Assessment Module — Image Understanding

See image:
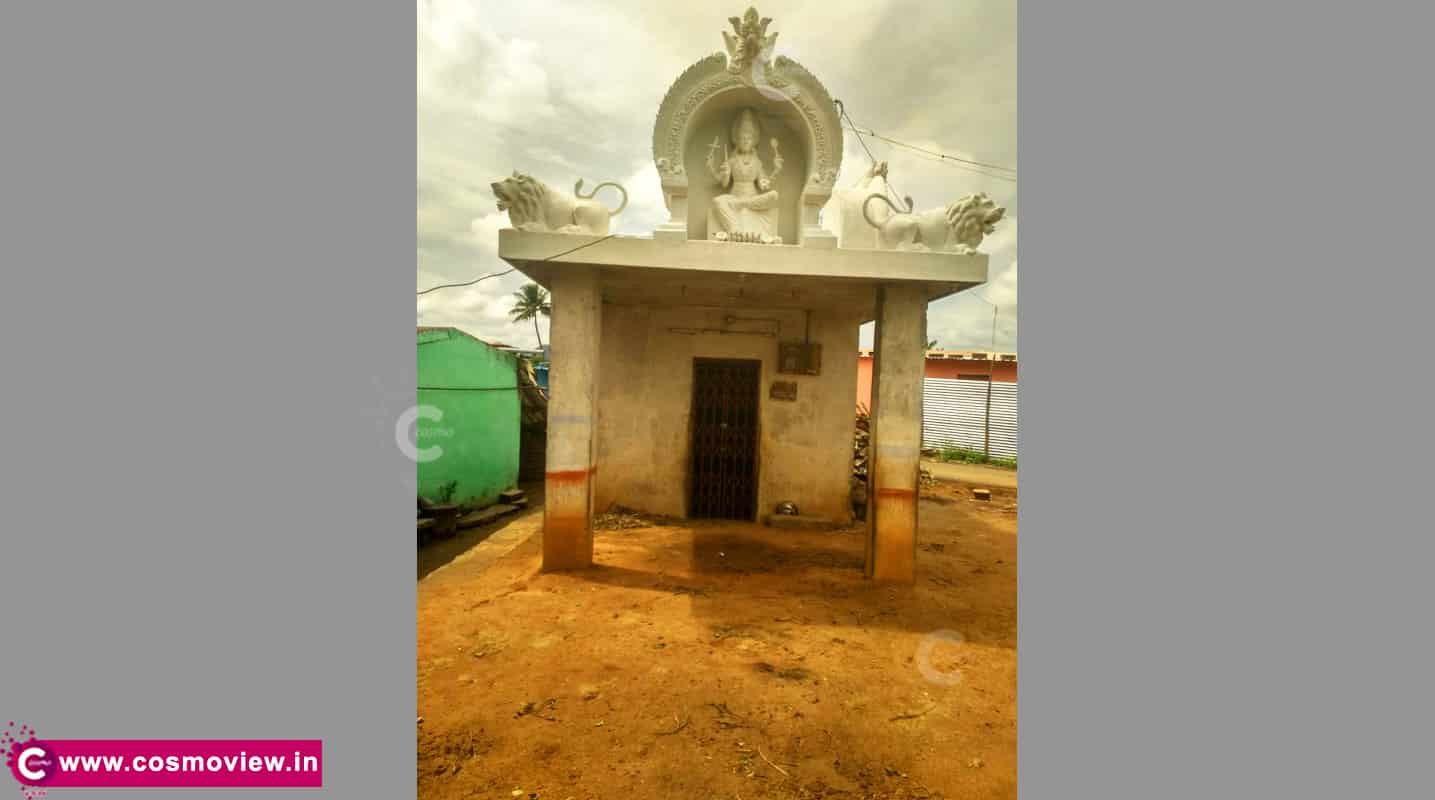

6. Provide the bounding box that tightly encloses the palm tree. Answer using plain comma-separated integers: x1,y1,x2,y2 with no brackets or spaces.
509,283,551,350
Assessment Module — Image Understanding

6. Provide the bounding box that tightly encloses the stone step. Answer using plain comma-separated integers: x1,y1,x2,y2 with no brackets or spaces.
423,505,461,539
498,488,527,504
765,514,840,531
457,504,519,529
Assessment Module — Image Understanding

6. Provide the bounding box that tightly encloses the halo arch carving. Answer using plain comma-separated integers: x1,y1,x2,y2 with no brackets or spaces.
651,52,844,211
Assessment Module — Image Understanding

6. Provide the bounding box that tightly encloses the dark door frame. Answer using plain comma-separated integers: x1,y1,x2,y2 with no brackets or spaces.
687,357,762,520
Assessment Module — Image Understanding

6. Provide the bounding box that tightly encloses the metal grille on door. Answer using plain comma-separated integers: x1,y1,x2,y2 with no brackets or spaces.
689,359,760,519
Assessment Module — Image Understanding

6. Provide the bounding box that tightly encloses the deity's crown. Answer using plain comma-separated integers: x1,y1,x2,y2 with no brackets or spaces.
731,107,761,141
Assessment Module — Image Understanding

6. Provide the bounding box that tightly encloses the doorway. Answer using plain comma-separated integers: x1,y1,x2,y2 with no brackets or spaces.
689,358,760,520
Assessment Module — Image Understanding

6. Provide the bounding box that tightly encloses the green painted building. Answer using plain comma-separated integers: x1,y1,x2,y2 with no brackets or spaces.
417,327,520,507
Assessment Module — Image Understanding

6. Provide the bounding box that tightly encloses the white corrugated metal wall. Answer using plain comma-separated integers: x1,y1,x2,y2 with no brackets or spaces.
921,377,1018,460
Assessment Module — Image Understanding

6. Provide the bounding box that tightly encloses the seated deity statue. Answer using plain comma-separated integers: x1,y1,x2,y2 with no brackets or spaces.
706,108,783,244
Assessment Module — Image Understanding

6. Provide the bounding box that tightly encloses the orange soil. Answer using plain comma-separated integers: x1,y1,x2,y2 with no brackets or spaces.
418,479,1017,799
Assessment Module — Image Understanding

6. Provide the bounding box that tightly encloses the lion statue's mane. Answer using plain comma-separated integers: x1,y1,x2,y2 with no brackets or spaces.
862,191,1005,254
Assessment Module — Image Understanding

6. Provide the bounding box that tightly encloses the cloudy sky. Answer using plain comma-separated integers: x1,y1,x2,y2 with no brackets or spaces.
418,0,1016,351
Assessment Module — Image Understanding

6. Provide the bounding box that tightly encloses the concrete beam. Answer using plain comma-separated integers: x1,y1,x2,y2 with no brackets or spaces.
865,284,927,582
543,267,602,571
498,229,988,286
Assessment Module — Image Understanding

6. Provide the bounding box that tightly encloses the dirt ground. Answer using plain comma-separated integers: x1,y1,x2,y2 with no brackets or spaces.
417,478,1017,799
919,460,1018,490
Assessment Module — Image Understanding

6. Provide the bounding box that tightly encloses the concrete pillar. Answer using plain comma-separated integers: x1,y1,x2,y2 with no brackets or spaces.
654,187,688,242
543,267,602,571
800,195,837,249
865,284,927,582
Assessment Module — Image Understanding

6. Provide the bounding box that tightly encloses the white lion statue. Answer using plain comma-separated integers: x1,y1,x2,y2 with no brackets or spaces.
862,191,1006,254
490,171,629,235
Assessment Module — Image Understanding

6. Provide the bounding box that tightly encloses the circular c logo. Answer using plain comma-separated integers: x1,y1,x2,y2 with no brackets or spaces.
397,405,444,463
15,742,56,785
915,629,966,686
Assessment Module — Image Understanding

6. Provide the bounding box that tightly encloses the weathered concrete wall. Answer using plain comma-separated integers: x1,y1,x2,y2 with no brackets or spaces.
595,303,861,524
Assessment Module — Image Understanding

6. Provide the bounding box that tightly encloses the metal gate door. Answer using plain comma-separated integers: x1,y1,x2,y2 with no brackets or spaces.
689,359,760,519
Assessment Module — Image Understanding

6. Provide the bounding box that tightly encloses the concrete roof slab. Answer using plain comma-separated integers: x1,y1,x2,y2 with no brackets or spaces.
499,230,988,284
497,230,989,321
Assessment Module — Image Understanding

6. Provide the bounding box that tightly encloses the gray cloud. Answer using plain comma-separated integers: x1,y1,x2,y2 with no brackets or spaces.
418,0,1016,351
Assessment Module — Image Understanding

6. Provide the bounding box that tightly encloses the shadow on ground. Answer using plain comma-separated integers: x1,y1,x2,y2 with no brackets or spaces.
562,482,1017,646
416,477,1019,800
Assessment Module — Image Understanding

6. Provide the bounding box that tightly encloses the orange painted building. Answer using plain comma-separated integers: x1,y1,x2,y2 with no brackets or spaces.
856,350,1017,410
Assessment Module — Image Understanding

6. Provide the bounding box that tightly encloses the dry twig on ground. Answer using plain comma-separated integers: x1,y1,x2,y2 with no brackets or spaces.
757,745,791,779
890,704,937,722
707,702,752,729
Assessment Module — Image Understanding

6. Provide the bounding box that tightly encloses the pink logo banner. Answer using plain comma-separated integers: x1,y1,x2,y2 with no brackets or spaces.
6,739,322,789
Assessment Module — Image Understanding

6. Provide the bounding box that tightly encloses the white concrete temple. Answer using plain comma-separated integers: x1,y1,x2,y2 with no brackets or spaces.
494,7,998,582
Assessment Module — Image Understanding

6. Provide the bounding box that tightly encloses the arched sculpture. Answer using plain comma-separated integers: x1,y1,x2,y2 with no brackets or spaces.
706,108,784,244
650,7,843,246
490,172,629,235
862,191,1006,254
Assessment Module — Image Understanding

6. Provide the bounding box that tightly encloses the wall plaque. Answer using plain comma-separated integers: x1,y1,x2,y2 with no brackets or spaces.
769,381,798,401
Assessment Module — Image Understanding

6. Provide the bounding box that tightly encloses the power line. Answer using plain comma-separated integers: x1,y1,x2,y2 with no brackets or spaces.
834,99,878,166
844,122,1017,176
416,268,515,296
962,288,1008,308
848,127,1018,183
416,234,618,296
834,99,1019,207
863,133,1020,184
834,99,911,208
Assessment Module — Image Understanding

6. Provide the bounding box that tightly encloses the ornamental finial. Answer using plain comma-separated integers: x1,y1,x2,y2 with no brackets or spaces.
722,7,777,75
